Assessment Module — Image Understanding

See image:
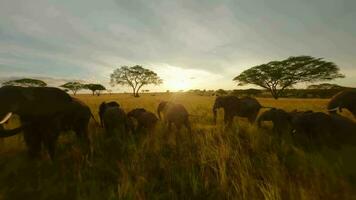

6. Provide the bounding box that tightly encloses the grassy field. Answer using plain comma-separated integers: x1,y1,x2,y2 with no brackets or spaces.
0,93,355,200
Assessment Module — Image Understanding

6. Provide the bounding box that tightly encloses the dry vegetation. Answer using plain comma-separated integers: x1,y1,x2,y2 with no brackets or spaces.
0,93,355,200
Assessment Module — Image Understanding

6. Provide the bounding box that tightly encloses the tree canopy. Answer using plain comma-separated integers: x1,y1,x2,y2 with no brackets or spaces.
233,56,345,99
110,65,162,97
2,78,47,87
85,84,106,96
60,82,84,95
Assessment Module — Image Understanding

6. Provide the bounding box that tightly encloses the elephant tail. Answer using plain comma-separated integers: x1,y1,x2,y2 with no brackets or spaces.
90,112,100,126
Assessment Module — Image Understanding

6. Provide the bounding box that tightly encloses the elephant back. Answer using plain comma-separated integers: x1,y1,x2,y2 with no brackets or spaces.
166,104,189,123
236,97,261,116
0,86,73,117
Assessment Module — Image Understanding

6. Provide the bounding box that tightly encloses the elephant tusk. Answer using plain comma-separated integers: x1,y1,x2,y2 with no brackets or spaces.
0,112,12,124
327,107,339,112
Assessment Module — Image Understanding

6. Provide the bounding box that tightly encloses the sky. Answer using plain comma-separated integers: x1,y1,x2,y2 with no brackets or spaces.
0,0,355,92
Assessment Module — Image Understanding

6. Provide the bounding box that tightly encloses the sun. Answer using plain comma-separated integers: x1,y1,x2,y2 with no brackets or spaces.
164,67,192,91
167,79,190,91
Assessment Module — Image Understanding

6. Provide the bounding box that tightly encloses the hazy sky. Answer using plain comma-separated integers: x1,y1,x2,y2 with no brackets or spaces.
0,0,355,91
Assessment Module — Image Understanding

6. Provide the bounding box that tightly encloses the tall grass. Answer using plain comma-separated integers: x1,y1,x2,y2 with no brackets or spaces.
0,93,355,199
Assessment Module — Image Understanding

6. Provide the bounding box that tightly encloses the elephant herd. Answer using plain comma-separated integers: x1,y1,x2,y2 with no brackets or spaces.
98,100,191,136
0,85,355,160
214,91,356,148
0,86,192,159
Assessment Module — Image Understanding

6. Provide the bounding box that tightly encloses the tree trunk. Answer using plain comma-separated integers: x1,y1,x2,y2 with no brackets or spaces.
135,84,144,98
132,87,136,97
134,89,140,97
269,88,279,99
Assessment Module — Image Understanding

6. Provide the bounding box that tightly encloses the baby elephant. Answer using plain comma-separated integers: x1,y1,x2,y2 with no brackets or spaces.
99,101,120,128
101,106,131,137
257,108,293,136
290,111,356,149
157,101,191,133
127,108,158,132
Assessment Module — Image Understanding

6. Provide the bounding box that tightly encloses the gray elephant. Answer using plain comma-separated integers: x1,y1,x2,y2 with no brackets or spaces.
213,96,265,126
0,86,76,159
290,111,356,149
328,90,356,118
157,101,174,120
61,97,96,146
127,108,158,132
101,106,131,137
257,108,293,135
157,101,191,133
99,101,120,127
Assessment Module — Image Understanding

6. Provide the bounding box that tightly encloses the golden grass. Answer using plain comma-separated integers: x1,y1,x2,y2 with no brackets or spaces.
0,93,355,200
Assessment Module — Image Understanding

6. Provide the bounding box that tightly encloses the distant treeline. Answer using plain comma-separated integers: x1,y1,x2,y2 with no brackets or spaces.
187,87,356,99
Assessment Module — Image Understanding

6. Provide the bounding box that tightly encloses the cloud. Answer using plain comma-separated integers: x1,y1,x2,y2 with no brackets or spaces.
0,0,355,89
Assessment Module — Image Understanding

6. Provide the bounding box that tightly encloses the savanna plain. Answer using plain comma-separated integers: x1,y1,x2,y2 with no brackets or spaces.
0,93,355,200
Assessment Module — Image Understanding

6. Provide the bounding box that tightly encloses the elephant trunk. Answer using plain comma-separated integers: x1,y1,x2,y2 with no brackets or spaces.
157,108,162,120
0,125,25,138
157,102,167,120
257,116,264,128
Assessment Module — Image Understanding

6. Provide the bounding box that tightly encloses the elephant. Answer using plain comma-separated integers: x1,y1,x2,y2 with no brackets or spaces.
99,101,120,127
157,101,174,120
127,108,158,132
101,106,131,137
0,86,75,159
60,97,96,145
290,111,356,149
327,90,356,118
157,101,191,133
257,108,293,135
213,96,265,126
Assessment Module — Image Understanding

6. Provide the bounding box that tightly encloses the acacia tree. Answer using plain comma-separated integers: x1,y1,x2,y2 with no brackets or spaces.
110,65,162,97
85,84,106,96
233,56,345,99
2,78,47,87
60,82,84,95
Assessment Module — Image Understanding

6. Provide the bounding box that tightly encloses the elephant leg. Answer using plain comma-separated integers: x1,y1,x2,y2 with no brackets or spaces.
74,123,91,155
176,122,182,131
43,119,61,160
224,112,229,124
137,123,144,133
42,128,60,160
74,119,89,140
104,122,112,137
168,121,172,131
184,119,192,134
248,112,258,124
23,127,42,159
225,115,233,127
